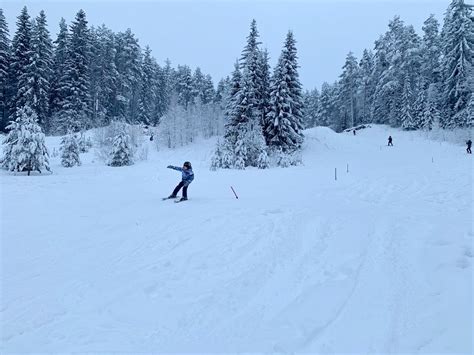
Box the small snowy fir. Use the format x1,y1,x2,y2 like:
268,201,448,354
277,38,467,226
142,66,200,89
109,125,133,167
210,139,223,170
2,105,50,175
60,130,81,167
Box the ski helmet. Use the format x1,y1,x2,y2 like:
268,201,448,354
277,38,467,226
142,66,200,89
183,161,192,169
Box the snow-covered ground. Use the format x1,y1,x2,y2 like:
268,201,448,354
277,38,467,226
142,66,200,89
1,125,472,353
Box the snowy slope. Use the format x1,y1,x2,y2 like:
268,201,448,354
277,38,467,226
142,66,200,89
1,125,472,353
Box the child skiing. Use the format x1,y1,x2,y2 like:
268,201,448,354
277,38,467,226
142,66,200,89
165,161,194,202
388,136,393,146
467,139,472,154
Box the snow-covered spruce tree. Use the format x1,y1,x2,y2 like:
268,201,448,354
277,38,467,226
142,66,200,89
412,88,427,129
214,78,227,109
339,51,360,129
201,74,216,105
60,129,81,167
302,88,319,128
137,46,156,125
315,82,332,127
332,82,351,132
358,49,375,124
257,48,271,127
401,76,417,130
89,25,120,128
192,67,204,102
210,139,223,170
220,139,235,169
31,10,53,130
421,15,441,89
211,139,236,170
240,20,264,132
10,6,35,115
440,0,473,128
465,94,474,128
2,105,50,175
155,58,174,118
265,31,304,160
109,124,133,167
371,34,391,124
115,29,142,123
212,61,241,168
57,9,92,132
421,85,442,130
0,9,10,132
49,18,69,133
175,65,194,110
232,68,268,169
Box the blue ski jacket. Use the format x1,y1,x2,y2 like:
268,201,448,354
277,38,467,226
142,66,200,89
168,166,194,186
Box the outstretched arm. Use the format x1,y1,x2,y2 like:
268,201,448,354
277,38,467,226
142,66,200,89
167,165,183,172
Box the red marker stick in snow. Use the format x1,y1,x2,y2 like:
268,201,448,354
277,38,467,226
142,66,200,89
230,186,239,199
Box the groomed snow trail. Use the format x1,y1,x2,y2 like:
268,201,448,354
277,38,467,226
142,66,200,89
1,125,472,353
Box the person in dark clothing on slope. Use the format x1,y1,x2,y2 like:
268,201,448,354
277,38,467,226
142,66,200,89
166,161,194,201
467,139,472,154
388,136,393,146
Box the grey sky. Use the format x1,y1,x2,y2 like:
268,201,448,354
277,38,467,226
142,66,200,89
3,0,448,90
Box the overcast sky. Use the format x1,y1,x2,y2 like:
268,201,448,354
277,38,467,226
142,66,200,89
3,0,449,90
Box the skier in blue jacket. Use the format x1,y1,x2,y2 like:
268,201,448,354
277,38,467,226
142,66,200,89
166,161,194,201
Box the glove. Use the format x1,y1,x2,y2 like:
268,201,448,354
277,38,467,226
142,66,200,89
167,165,173,169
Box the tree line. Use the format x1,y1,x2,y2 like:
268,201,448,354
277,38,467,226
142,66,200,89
0,6,226,135
302,0,473,132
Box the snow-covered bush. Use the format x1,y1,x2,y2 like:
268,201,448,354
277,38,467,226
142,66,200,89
158,96,225,150
1,105,51,175
420,127,473,146
268,147,302,168
78,132,93,153
60,130,81,167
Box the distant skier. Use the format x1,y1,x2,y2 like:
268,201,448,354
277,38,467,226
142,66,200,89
353,129,356,135
388,136,393,146
467,139,472,154
165,161,194,201
150,133,154,142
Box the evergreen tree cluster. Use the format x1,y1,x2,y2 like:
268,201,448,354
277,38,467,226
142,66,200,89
303,0,473,132
213,20,305,169
0,6,224,135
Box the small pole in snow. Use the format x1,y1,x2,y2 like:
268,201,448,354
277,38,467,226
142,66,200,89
432,157,434,163
230,186,239,199
347,163,349,173
335,168,337,181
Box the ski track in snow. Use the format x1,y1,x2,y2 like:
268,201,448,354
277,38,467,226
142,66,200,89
0,125,472,353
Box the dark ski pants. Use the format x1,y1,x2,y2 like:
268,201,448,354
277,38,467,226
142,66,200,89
468,147,472,154
388,142,393,146
172,181,188,198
